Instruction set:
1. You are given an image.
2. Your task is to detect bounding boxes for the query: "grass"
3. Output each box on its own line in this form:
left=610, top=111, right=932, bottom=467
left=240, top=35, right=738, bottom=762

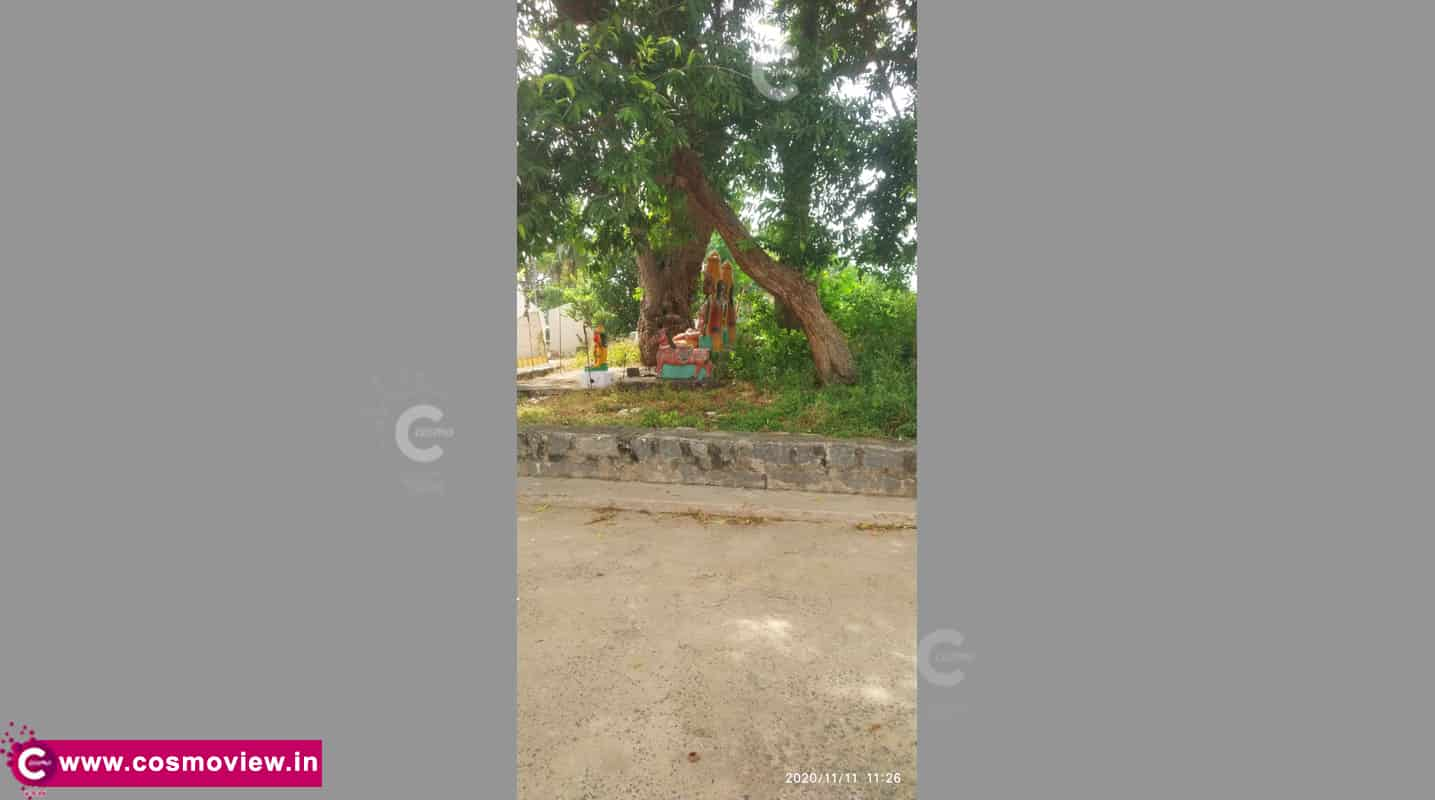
left=530, top=267, right=918, bottom=441
left=517, top=378, right=914, bottom=441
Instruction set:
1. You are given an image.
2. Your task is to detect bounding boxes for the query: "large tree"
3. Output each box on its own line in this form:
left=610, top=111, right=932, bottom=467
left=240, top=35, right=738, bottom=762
left=518, top=0, right=915, bottom=384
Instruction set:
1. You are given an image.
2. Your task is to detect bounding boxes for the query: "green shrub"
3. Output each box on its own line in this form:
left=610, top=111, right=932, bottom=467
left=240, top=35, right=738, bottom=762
left=723, top=266, right=916, bottom=439
left=606, top=338, right=640, bottom=367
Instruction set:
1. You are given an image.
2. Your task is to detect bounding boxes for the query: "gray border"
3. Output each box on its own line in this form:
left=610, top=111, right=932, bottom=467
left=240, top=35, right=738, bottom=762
left=1, top=3, right=514, bottom=797
left=926, top=1, right=1433, bottom=797
left=6, top=2, right=1434, bottom=798
left=917, top=1, right=963, bottom=791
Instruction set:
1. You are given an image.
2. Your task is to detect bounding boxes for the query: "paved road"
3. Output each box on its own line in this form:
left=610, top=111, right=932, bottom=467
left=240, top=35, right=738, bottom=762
left=518, top=498, right=917, bottom=799
left=519, top=476, right=917, bottom=527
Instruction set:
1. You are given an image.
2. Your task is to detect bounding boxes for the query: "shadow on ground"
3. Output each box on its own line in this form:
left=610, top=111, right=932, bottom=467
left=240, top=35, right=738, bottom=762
left=518, top=504, right=917, bottom=799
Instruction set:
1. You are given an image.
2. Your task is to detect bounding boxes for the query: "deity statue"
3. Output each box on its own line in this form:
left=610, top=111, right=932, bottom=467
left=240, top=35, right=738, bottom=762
left=699, top=252, right=737, bottom=352
left=654, top=251, right=738, bottom=381
left=590, top=324, right=608, bottom=370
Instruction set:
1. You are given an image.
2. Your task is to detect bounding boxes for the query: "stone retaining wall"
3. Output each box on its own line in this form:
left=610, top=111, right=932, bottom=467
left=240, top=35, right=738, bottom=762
left=517, top=425, right=916, bottom=497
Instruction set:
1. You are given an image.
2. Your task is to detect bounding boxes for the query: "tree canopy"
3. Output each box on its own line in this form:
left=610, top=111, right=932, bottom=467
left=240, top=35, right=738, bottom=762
left=518, top=0, right=916, bottom=383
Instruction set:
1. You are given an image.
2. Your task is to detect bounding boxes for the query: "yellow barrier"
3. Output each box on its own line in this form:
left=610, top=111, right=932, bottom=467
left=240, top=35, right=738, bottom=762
left=517, top=355, right=549, bottom=369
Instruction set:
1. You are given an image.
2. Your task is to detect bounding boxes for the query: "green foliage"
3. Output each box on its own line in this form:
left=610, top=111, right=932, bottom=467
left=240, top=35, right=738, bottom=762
left=525, top=243, right=640, bottom=335
left=554, top=267, right=614, bottom=330
left=521, top=263, right=918, bottom=440
left=850, top=114, right=917, bottom=284
left=535, top=285, right=568, bottom=313
left=725, top=265, right=916, bottom=438
left=517, top=0, right=919, bottom=292
left=518, top=0, right=919, bottom=381
left=738, top=0, right=918, bottom=285
left=569, top=336, right=640, bottom=368
left=587, top=255, right=640, bottom=334
left=605, top=338, right=640, bottom=367
left=637, top=407, right=706, bottom=428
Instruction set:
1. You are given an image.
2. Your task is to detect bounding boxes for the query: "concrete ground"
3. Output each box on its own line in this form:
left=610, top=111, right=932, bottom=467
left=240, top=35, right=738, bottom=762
left=518, top=366, right=649, bottom=394
left=518, top=366, right=685, bottom=395
left=517, top=366, right=586, bottom=393
left=518, top=489, right=918, bottom=799
left=519, top=476, right=917, bottom=528
left=517, top=360, right=562, bottom=379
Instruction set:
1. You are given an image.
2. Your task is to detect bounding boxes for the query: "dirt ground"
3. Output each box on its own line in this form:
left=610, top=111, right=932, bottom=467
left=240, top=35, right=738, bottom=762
left=518, top=501, right=918, bottom=799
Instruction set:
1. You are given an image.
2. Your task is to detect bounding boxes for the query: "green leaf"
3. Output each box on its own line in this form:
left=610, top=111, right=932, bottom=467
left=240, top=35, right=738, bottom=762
left=539, top=73, right=575, bottom=98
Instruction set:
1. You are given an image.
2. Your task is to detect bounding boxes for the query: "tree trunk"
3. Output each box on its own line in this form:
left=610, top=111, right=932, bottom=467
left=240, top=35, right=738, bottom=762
left=774, top=299, right=802, bottom=330
left=553, top=0, right=610, bottom=25
left=672, top=148, right=857, bottom=385
left=635, top=221, right=713, bottom=366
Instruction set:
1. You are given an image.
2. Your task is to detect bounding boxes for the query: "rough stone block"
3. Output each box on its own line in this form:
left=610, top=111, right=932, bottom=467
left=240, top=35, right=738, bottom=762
left=752, top=440, right=791, bottom=465
left=657, top=438, right=686, bottom=459
left=764, top=464, right=821, bottom=493
left=860, top=445, right=912, bottom=475
left=546, top=431, right=574, bottom=456
left=631, top=435, right=661, bottom=458
left=728, top=441, right=764, bottom=475
left=517, top=425, right=916, bottom=498
left=833, top=468, right=880, bottom=495
left=791, top=444, right=827, bottom=466
left=826, top=442, right=860, bottom=469
left=572, top=434, right=618, bottom=456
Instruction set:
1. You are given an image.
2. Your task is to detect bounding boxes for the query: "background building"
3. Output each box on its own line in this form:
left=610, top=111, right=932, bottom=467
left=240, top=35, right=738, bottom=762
left=517, top=289, right=586, bottom=365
